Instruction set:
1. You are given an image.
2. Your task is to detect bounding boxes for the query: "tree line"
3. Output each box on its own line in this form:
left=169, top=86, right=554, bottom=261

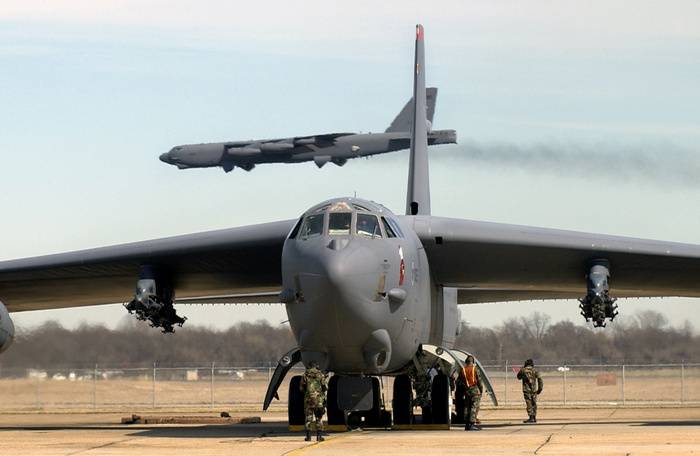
left=1, top=310, right=697, bottom=369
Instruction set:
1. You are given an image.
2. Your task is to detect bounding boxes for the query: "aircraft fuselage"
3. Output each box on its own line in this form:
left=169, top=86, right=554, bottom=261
left=280, top=198, right=459, bottom=375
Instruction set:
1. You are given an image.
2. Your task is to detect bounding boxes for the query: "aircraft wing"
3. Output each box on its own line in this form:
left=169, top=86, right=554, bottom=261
left=0, top=220, right=296, bottom=312
left=407, top=216, right=700, bottom=303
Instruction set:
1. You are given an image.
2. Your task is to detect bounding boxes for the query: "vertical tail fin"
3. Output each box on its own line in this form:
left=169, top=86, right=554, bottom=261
left=405, top=24, right=431, bottom=216
left=385, top=87, right=437, bottom=133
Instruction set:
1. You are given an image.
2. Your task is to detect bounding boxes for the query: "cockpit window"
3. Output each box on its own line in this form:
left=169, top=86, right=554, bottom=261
left=288, top=217, right=303, bottom=239
left=381, top=217, right=397, bottom=238
left=386, top=218, right=404, bottom=238
left=356, top=214, right=382, bottom=238
left=329, top=201, right=353, bottom=212
left=328, top=212, right=352, bottom=235
left=299, top=214, right=324, bottom=239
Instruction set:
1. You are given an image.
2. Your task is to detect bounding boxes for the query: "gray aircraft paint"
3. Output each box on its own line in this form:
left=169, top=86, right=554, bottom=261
left=1, top=25, right=700, bottom=376
left=159, top=87, right=456, bottom=172
left=406, top=25, right=431, bottom=217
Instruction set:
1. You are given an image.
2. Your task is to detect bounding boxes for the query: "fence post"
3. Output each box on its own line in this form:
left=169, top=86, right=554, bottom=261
left=681, top=363, right=685, bottom=404
left=210, top=362, right=215, bottom=408
left=563, top=365, right=567, bottom=406
left=152, top=362, right=156, bottom=409
left=504, top=360, right=508, bottom=405
left=34, top=371, right=40, bottom=410
left=93, top=364, right=98, bottom=409
left=621, top=364, right=626, bottom=405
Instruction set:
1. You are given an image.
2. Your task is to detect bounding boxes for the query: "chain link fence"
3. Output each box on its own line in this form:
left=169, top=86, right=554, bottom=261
left=0, top=362, right=696, bottom=411
left=486, top=362, right=700, bottom=406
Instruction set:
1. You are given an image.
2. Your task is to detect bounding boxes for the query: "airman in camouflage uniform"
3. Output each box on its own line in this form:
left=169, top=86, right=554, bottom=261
left=459, top=355, right=484, bottom=431
left=300, top=361, right=328, bottom=441
left=516, top=359, right=543, bottom=423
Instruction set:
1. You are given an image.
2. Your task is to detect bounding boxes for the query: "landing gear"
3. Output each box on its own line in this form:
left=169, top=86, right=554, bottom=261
left=392, top=374, right=413, bottom=425
left=430, top=373, right=451, bottom=424
left=453, top=380, right=466, bottom=424
left=288, top=375, right=305, bottom=426
left=329, top=375, right=389, bottom=429
left=326, top=376, right=344, bottom=426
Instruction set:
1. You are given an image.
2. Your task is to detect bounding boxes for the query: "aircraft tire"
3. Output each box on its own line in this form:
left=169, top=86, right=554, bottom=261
left=392, top=374, right=413, bottom=425
left=288, top=375, right=305, bottom=426
left=364, top=377, right=383, bottom=427
left=326, top=375, right=344, bottom=425
left=453, top=382, right=466, bottom=424
left=430, top=373, right=451, bottom=425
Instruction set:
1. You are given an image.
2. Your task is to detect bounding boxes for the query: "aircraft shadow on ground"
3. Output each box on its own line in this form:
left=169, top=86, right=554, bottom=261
left=0, top=423, right=297, bottom=439
left=477, top=420, right=700, bottom=429
left=0, top=420, right=698, bottom=438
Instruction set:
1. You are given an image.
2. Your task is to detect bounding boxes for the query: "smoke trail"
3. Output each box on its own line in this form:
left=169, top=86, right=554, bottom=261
left=430, top=140, right=700, bottom=187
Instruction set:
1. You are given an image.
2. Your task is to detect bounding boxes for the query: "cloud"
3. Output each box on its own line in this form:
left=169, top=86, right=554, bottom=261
left=435, top=140, right=700, bottom=187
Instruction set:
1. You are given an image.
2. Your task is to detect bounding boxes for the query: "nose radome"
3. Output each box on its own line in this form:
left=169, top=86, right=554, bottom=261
left=159, top=152, right=170, bottom=163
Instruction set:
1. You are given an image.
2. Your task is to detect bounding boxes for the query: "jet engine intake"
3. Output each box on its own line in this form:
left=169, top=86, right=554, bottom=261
left=332, top=158, right=347, bottom=167
left=124, top=272, right=186, bottom=333
left=313, top=155, right=331, bottom=168
left=0, top=301, right=15, bottom=354
left=579, top=260, right=618, bottom=328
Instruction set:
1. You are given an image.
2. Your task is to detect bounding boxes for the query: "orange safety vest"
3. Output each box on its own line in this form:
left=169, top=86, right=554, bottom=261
left=462, top=365, right=478, bottom=387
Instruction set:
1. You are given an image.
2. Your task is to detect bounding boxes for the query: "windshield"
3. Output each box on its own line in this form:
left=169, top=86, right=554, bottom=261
left=328, top=212, right=352, bottom=235
left=356, top=214, right=381, bottom=238
left=299, top=214, right=324, bottom=239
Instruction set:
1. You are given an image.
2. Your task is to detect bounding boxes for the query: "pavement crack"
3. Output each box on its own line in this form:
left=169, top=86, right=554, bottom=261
left=534, top=433, right=553, bottom=455
left=65, top=437, right=137, bottom=456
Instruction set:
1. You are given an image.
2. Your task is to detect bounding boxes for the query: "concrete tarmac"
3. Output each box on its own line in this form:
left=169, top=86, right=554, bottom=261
left=0, top=407, right=698, bottom=455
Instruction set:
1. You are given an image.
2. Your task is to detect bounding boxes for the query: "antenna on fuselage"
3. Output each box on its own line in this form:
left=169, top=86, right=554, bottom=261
left=405, top=24, right=431, bottom=216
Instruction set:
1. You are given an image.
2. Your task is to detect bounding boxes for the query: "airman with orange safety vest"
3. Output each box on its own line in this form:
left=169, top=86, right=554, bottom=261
left=459, top=355, right=484, bottom=431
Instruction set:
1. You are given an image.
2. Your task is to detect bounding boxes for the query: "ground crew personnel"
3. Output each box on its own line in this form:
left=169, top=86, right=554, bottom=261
left=299, top=360, right=328, bottom=442
left=459, top=355, right=484, bottom=431
left=516, top=359, right=543, bottom=423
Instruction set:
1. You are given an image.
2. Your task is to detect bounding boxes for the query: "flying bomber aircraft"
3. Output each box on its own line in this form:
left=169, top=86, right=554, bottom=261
left=159, top=87, right=457, bottom=172
left=1, top=25, right=700, bottom=427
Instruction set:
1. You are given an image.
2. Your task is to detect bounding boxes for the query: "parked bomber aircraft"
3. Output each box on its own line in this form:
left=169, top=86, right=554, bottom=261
left=1, top=26, right=700, bottom=427
left=159, top=87, right=457, bottom=172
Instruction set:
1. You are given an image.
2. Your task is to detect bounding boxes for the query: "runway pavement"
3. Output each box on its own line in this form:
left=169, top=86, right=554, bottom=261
left=0, top=407, right=698, bottom=455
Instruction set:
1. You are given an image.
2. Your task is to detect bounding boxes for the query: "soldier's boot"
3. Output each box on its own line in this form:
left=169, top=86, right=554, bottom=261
left=304, top=430, right=311, bottom=441
left=532, top=415, right=537, bottom=423
left=316, top=430, right=325, bottom=442
left=470, top=422, right=482, bottom=431
left=523, top=415, right=535, bottom=423
left=464, top=422, right=471, bottom=431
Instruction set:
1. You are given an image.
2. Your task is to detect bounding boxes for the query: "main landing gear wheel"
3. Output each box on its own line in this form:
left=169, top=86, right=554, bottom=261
left=288, top=375, right=305, bottom=426
left=392, top=374, right=413, bottom=425
left=326, top=376, right=344, bottom=426
left=348, top=377, right=384, bottom=428
left=453, top=381, right=466, bottom=424
left=430, top=373, right=451, bottom=425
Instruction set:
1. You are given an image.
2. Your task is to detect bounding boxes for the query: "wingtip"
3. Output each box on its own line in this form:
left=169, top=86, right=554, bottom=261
left=416, top=24, right=424, bottom=41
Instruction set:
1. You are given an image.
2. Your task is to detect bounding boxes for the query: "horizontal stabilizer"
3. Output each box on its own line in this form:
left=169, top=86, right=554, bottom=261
left=386, top=87, right=437, bottom=133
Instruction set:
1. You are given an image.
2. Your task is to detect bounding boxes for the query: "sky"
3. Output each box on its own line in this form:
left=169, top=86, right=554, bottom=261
left=1, top=1, right=699, bottom=332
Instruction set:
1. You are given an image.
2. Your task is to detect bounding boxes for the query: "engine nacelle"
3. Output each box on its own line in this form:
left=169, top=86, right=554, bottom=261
left=579, top=260, right=618, bottom=328
left=0, top=301, right=15, bottom=354
left=124, top=268, right=186, bottom=333
left=313, top=155, right=331, bottom=168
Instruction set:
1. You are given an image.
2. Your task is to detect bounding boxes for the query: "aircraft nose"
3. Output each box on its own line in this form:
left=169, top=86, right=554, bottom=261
left=159, top=152, right=171, bottom=163
left=316, top=242, right=392, bottom=371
